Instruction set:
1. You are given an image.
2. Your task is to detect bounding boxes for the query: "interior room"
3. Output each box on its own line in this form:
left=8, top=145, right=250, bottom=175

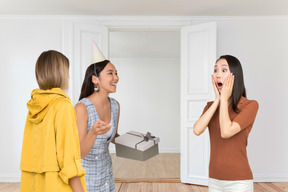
left=109, top=30, right=180, bottom=154
left=0, top=0, right=288, bottom=191
left=109, top=30, right=181, bottom=180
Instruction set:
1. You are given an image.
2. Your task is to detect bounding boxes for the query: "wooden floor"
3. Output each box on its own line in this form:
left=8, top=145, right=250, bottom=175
left=1, top=154, right=288, bottom=191
left=114, top=183, right=288, bottom=192
left=111, top=153, right=180, bottom=179
left=1, top=182, right=288, bottom=192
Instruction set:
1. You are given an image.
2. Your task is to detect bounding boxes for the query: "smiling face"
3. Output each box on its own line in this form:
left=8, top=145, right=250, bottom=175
left=98, top=62, right=119, bottom=93
left=213, top=59, right=231, bottom=92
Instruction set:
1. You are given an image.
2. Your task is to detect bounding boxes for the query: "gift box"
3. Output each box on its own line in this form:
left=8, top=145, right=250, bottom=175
left=115, top=131, right=160, bottom=161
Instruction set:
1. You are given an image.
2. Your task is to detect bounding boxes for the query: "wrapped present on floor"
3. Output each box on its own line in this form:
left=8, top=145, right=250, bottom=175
left=115, top=131, right=160, bottom=161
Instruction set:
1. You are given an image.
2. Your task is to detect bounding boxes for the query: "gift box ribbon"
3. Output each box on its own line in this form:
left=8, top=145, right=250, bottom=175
left=127, top=132, right=156, bottom=150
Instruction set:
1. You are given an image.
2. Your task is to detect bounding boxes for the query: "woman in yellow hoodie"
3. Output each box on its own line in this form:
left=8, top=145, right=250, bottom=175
left=20, top=50, right=86, bottom=192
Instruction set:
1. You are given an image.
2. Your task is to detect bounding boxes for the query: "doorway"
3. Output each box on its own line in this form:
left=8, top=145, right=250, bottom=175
left=108, top=29, right=181, bottom=179
left=67, top=21, right=216, bottom=184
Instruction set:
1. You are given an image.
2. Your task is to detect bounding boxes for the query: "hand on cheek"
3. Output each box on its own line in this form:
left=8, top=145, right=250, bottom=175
left=220, top=73, right=234, bottom=101
left=211, top=75, right=220, bottom=101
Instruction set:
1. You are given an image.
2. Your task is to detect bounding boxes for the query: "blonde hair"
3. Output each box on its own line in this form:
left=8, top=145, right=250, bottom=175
left=35, top=50, right=69, bottom=90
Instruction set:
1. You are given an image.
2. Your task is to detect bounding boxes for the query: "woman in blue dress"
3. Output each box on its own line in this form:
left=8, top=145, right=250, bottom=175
left=75, top=46, right=120, bottom=192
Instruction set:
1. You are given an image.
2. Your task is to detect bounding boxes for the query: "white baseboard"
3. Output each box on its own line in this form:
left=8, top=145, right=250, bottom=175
left=159, top=148, right=180, bottom=153
left=253, top=174, right=288, bottom=182
left=0, top=174, right=21, bottom=182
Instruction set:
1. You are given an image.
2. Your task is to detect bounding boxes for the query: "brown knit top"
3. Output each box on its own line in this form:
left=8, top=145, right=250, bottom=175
left=202, top=96, right=259, bottom=180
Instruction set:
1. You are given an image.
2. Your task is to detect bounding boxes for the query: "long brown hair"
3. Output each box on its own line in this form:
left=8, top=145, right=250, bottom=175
left=217, top=55, right=246, bottom=113
left=78, top=60, right=110, bottom=100
left=35, top=50, right=69, bottom=90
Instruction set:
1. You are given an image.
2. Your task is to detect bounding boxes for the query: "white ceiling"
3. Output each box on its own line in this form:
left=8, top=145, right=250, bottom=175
left=0, top=0, right=288, bottom=16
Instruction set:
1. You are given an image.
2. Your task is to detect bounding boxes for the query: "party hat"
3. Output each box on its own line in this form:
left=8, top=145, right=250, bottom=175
left=92, top=40, right=106, bottom=63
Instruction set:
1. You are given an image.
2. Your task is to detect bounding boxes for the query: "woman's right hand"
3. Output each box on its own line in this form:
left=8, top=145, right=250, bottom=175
left=211, top=75, right=220, bottom=102
left=91, top=120, right=112, bottom=135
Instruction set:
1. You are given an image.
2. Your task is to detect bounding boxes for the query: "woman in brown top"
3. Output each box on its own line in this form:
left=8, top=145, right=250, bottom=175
left=193, top=55, right=259, bottom=192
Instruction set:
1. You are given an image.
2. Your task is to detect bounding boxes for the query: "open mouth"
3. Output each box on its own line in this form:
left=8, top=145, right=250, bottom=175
left=217, top=82, right=223, bottom=88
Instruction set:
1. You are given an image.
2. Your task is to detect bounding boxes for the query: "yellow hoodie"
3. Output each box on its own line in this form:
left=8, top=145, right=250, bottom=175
left=20, top=88, right=86, bottom=192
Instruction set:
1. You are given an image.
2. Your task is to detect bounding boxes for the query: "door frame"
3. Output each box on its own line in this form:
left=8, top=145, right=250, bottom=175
left=62, top=18, right=216, bottom=186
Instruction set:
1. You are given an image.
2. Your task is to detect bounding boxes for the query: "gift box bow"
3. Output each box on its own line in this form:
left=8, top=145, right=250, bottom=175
left=127, top=131, right=157, bottom=150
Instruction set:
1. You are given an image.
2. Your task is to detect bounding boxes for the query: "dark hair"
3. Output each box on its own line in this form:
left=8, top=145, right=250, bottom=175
left=78, top=60, right=110, bottom=100
left=217, top=55, right=246, bottom=113
left=35, top=50, right=69, bottom=90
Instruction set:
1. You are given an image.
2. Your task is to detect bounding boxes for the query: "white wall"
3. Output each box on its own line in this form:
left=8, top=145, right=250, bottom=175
left=215, top=19, right=288, bottom=181
left=0, top=18, right=63, bottom=181
left=109, top=58, right=180, bottom=153
left=0, top=16, right=287, bottom=182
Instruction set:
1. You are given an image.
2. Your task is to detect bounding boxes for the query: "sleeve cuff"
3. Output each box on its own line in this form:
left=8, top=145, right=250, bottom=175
left=58, top=156, right=86, bottom=184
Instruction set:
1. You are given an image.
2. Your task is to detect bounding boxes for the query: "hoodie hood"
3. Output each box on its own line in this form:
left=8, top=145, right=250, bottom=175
left=27, top=88, right=69, bottom=124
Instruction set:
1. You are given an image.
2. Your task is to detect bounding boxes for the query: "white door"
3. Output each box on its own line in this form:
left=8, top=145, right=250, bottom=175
left=180, top=22, right=216, bottom=186
left=62, top=23, right=108, bottom=104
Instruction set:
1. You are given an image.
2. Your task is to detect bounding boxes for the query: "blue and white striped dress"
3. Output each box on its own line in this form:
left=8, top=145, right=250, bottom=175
left=77, top=97, right=118, bottom=192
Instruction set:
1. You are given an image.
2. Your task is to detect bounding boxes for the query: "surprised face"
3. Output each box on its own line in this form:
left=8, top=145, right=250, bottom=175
left=213, top=59, right=231, bottom=93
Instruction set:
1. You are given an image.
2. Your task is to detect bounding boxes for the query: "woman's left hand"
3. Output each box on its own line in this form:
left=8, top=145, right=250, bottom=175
left=220, top=73, right=234, bottom=101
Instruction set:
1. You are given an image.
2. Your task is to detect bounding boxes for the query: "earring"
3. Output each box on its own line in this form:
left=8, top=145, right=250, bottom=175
left=94, top=86, right=99, bottom=92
